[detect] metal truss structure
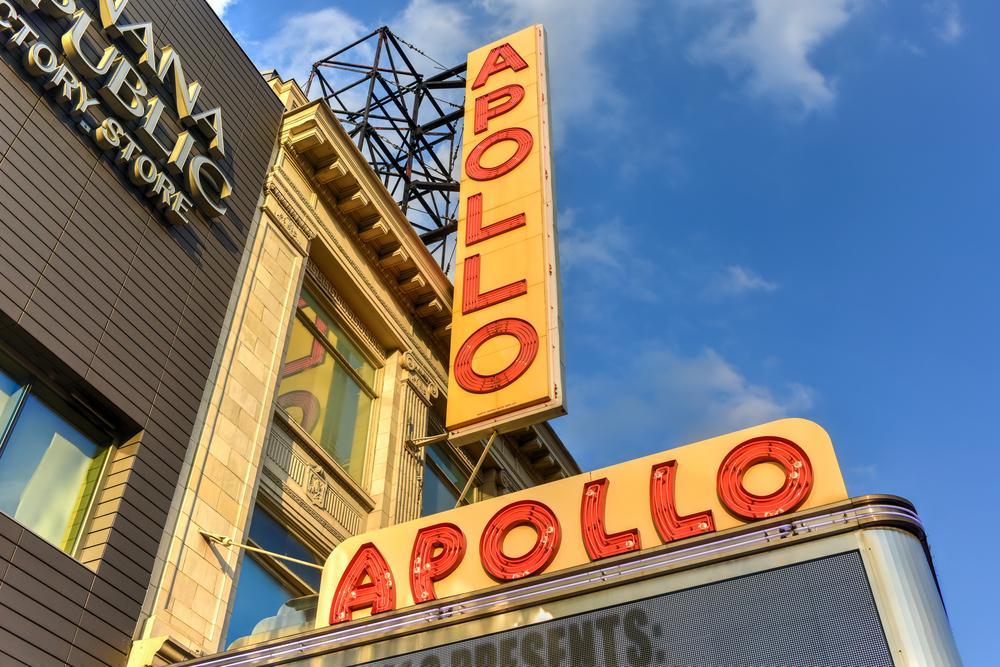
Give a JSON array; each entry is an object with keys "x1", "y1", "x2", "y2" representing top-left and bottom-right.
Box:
[{"x1": 306, "y1": 28, "x2": 467, "y2": 273}]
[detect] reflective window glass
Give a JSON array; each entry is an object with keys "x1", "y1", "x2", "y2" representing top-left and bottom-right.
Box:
[
  {"x1": 300, "y1": 290, "x2": 375, "y2": 386},
  {"x1": 0, "y1": 369, "x2": 24, "y2": 435},
  {"x1": 225, "y1": 507, "x2": 322, "y2": 648},
  {"x1": 249, "y1": 508, "x2": 321, "y2": 589},
  {"x1": 276, "y1": 289, "x2": 375, "y2": 484},
  {"x1": 225, "y1": 556, "x2": 299, "y2": 648},
  {"x1": 422, "y1": 444, "x2": 469, "y2": 516},
  {"x1": 0, "y1": 394, "x2": 108, "y2": 553}
]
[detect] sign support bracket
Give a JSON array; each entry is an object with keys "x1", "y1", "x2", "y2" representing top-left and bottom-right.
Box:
[
  {"x1": 455, "y1": 429, "x2": 499, "y2": 508},
  {"x1": 200, "y1": 531, "x2": 325, "y2": 570},
  {"x1": 406, "y1": 432, "x2": 450, "y2": 448}
]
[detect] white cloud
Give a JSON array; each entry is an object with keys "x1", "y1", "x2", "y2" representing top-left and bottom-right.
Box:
[
  {"x1": 558, "y1": 210, "x2": 660, "y2": 307},
  {"x1": 687, "y1": 0, "x2": 864, "y2": 114},
  {"x1": 709, "y1": 265, "x2": 778, "y2": 297},
  {"x1": 924, "y1": 1, "x2": 963, "y2": 44},
  {"x1": 481, "y1": 0, "x2": 642, "y2": 134},
  {"x1": 249, "y1": 0, "x2": 643, "y2": 142},
  {"x1": 206, "y1": 0, "x2": 234, "y2": 16},
  {"x1": 249, "y1": 1, "x2": 475, "y2": 111},
  {"x1": 393, "y1": 0, "x2": 477, "y2": 66},
  {"x1": 253, "y1": 8, "x2": 368, "y2": 85},
  {"x1": 561, "y1": 346, "x2": 814, "y2": 464}
]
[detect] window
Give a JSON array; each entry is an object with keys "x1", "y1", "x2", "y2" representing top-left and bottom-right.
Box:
[
  {"x1": 276, "y1": 288, "x2": 376, "y2": 484},
  {"x1": 225, "y1": 507, "x2": 321, "y2": 648},
  {"x1": 421, "y1": 444, "x2": 470, "y2": 516},
  {"x1": 0, "y1": 364, "x2": 111, "y2": 555}
]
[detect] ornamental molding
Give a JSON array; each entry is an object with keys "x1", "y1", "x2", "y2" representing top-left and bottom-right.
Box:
[
  {"x1": 306, "y1": 464, "x2": 327, "y2": 505},
  {"x1": 305, "y1": 259, "x2": 385, "y2": 363},
  {"x1": 401, "y1": 351, "x2": 442, "y2": 404},
  {"x1": 262, "y1": 466, "x2": 347, "y2": 543},
  {"x1": 266, "y1": 166, "x2": 320, "y2": 242},
  {"x1": 264, "y1": 425, "x2": 366, "y2": 537}
]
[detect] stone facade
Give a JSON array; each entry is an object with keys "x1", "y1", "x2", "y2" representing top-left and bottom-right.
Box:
[{"x1": 128, "y1": 75, "x2": 579, "y2": 665}]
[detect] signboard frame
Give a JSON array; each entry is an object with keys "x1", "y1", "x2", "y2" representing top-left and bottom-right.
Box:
[
  {"x1": 446, "y1": 25, "x2": 565, "y2": 444},
  {"x1": 176, "y1": 496, "x2": 961, "y2": 667}
]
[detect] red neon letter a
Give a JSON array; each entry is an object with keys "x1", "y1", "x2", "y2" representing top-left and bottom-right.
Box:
[
  {"x1": 472, "y1": 43, "x2": 529, "y2": 90},
  {"x1": 329, "y1": 543, "x2": 396, "y2": 624}
]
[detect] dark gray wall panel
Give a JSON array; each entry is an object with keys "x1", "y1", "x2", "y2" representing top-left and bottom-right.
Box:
[{"x1": 0, "y1": 0, "x2": 284, "y2": 664}]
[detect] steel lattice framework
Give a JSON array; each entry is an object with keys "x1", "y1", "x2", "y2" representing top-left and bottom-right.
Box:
[{"x1": 306, "y1": 27, "x2": 467, "y2": 273}]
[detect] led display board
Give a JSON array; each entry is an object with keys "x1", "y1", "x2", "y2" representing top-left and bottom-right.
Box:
[
  {"x1": 316, "y1": 419, "x2": 847, "y2": 628},
  {"x1": 446, "y1": 25, "x2": 565, "y2": 444},
  {"x1": 353, "y1": 552, "x2": 893, "y2": 667}
]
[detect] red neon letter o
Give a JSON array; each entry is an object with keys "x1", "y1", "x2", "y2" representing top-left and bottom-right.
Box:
[
  {"x1": 717, "y1": 436, "x2": 814, "y2": 520},
  {"x1": 480, "y1": 500, "x2": 561, "y2": 581},
  {"x1": 453, "y1": 318, "x2": 538, "y2": 394},
  {"x1": 465, "y1": 127, "x2": 533, "y2": 181}
]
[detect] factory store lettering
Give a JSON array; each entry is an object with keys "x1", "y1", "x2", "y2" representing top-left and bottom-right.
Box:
[{"x1": 0, "y1": 0, "x2": 231, "y2": 224}]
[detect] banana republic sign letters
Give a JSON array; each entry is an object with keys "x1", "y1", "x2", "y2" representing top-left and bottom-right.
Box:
[{"x1": 0, "y1": 0, "x2": 231, "y2": 225}]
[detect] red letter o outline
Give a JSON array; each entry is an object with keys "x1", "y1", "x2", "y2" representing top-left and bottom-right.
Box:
[
  {"x1": 480, "y1": 500, "x2": 561, "y2": 581},
  {"x1": 465, "y1": 128, "x2": 533, "y2": 181},
  {"x1": 717, "y1": 436, "x2": 814, "y2": 520},
  {"x1": 453, "y1": 318, "x2": 538, "y2": 394}
]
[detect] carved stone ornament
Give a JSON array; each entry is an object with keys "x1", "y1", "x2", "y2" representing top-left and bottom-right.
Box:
[
  {"x1": 266, "y1": 168, "x2": 318, "y2": 241},
  {"x1": 306, "y1": 464, "x2": 327, "y2": 505},
  {"x1": 402, "y1": 351, "x2": 441, "y2": 402}
]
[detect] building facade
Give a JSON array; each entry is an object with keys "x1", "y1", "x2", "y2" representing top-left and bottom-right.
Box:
[
  {"x1": 129, "y1": 74, "x2": 579, "y2": 664},
  {"x1": 0, "y1": 3, "x2": 578, "y2": 666},
  {"x1": 0, "y1": 0, "x2": 283, "y2": 665}
]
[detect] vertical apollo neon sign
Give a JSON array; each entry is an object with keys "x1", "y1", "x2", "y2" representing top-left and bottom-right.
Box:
[{"x1": 446, "y1": 25, "x2": 565, "y2": 443}]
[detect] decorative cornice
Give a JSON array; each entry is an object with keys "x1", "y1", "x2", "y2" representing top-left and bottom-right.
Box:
[
  {"x1": 311, "y1": 172, "x2": 448, "y2": 384},
  {"x1": 305, "y1": 258, "x2": 385, "y2": 364},
  {"x1": 267, "y1": 166, "x2": 320, "y2": 237},
  {"x1": 274, "y1": 97, "x2": 453, "y2": 386}
]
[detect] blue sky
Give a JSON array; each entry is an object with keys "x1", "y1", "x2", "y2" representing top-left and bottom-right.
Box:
[{"x1": 213, "y1": 0, "x2": 997, "y2": 662}]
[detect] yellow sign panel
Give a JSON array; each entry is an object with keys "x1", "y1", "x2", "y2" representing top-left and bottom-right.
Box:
[
  {"x1": 316, "y1": 419, "x2": 848, "y2": 628},
  {"x1": 446, "y1": 25, "x2": 564, "y2": 443}
]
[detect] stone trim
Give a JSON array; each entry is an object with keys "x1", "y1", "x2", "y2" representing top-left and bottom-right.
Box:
[
  {"x1": 263, "y1": 423, "x2": 365, "y2": 538},
  {"x1": 401, "y1": 351, "x2": 443, "y2": 405},
  {"x1": 304, "y1": 258, "x2": 385, "y2": 364}
]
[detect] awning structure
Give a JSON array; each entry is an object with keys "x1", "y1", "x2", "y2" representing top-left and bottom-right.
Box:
[{"x1": 177, "y1": 495, "x2": 961, "y2": 667}]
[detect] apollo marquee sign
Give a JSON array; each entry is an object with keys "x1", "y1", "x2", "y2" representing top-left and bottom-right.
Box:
[
  {"x1": 0, "y1": 0, "x2": 232, "y2": 225},
  {"x1": 446, "y1": 26, "x2": 565, "y2": 444},
  {"x1": 317, "y1": 419, "x2": 848, "y2": 627}
]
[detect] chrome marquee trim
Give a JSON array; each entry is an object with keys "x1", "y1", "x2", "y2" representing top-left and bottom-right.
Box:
[{"x1": 184, "y1": 497, "x2": 925, "y2": 667}]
